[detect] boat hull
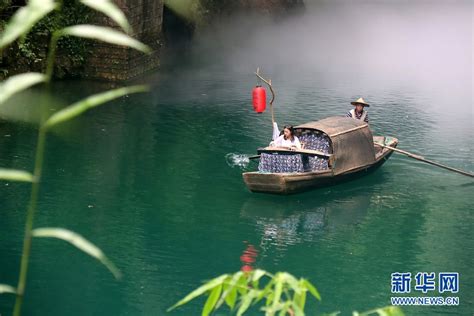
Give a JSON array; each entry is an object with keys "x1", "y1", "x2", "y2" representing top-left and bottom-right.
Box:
[{"x1": 243, "y1": 137, "x2": 398, "y2": 194}]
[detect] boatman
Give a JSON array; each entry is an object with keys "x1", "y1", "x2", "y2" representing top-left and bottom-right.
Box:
[{"x1": 347, "y1": 97, "x2": 369, "y2": 123}]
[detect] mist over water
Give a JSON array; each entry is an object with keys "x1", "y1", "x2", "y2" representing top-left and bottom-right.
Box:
[
  {"x1": 199, "y1": 3, "x2": 470, "y2": 73},
  {"x1": 164, "y1": 0, "x2": 473, "y2": 166},
  {"x1": 191, "y1": 1, "x2": 472, "y2": 109}
]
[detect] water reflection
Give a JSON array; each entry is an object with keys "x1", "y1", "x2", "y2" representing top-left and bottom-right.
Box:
[
  {"x1": 240, "y1": 242, "x2": 259, "y2": 272},
  {"x1": 240, "y1": 186, "x2": 380, "y2": 260}
]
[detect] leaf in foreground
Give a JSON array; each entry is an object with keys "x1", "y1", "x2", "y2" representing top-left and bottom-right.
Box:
[
  {"x1": 168, "y1": 274, "x2": 229, "y2": 311},
  {"x1": 0, "y1": 73, "x2": 46, "y2": 105},
  {"x1": 236, "y1": 289, "x2": 258, "y2": 316},
  {"x1": 43, "y1": 85, "x2": 148, "y2": 129},
  {"x1": 32, "y1": 227, "x2": 121, "y2": 279},
  {"x1": 0, "y1": 168, "x2": 34, "y2": 183},
  {"x1": 80, "y1": 0, "x2": 131, "y2": 33},
  {"x1": 60, "y1": 25, "x2": 150, "y2": 53},
  {"x1": 217, "y1": 271, "x2": 243, "y2": 309},
  {"x1": 0, "y1": 284, "x2": 16, "y2": 294},
  {"x1": 202, "y1": 284, "x2": 222, "y2": 316},
  {"x1": 302, "y1": 278, "x2": 321, "y2": 301},
  {"x1": 0, "y1": 0, "x2": 56, "y2": 49},
  {"x1": 357, "y1": 306, "x2": 405, "y2": 316}
]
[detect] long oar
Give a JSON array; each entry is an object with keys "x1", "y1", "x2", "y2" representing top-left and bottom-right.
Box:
[{"x1": 375, "y1": 143, "x2": 474, "y2": 178}]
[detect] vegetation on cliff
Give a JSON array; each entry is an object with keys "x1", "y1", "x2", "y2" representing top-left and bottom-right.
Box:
[{"x1": 0, "y1": 0, "x2": 93, "y2": 79}]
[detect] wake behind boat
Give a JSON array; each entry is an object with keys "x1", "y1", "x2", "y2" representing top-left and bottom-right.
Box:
[{"x1": 243, "y1": 116, "x2": 398, "y2": 194}]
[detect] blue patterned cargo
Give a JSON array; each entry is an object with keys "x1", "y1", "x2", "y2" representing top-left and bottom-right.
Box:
[{"x1": 258, "y1": 133, "x2": 331, "y2": 173}]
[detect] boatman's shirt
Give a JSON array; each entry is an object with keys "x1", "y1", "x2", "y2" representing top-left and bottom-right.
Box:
[
  {"x1": 347, "y1": 109, "x2": 369, "y2": 123},
  {"x1": 273, "y1": 135, "x2": 302, "y2": 149}
]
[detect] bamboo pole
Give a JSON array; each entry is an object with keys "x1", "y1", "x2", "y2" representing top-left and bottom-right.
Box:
[
  {"x1": 375, "y1": 143, "x2": 474, "y2": 178},
  {"x1": 255, "y1": 67, "x2": 275, "y2": 124}
]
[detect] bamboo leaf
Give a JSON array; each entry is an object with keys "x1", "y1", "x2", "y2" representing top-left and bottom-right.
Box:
[
  {"x1": 217, "y1": 271, "x2": 243, "y2": 309},
  {"x1": 376, "y1": 306, "x2": 404, "y2": 316},
  {"x1": 252, "y1": 269, "x2": 266, "y2": 282},
  {"x1": 79, "y1": 0, "x2": 131, "y2": 33},
  {"x1": 265, "y1": 292, "x2": 274, "y2": 306},
  {"x1": 224, "y1": 286, "x2": 237, "y2": 310},
  {"x1": 0, "y1": 284, "x2": 16, "y2": 294},
  {"x1": 302, "y1": 278, "x2": 321, "y2": 301},
  {"x1": 60, "y1": 25, "x2": 150, "y2": 53},
  {"x1": 236, "y1": 273, "x2": 249, "y2": 295},
  {"x1": 168, "y1": 274, "x2": 229, "y2": 311},
  {"x1": 293, "y1": 286, "x2": 306, "y2": 310},
  {"x1": 32, "y1": 227, "x2": 121, "y2": 279},
  {"x1": 236, "y1": 289, "x2": 257, "y2": 316},
  {"x1": 0, "y1": 73, "x2": 46, "y2": 105},
  {"x1": 278, "y1": 302, "x2": 292, "y2": 316},
  {"x1": 358, "y1": 306, "x2": 404, "y2": 316},
  {"x1": 256, "y1": 278, "x2": 275, "y2": 302},
  {"x1": 272, "y1": 275, "x2": 283, "y2": 309},
  {"x1": 291, "y1": 301, "x2": 304, "y2": 316},
  {"x1": 0, "y1": 0, "x2": 57, "y2": 49},
  {"x1": 43, "y1": 85, "x2": 148, "y2": 129},
  {"x1": 202, "y1": 284, "x2": 222, "y2": 316},
  {"x1": 0, "y1": 168, "x2": 34, "y2": 182},
  {"x1": 280, "y1": 272, "x2": 301, "y2": 294}
]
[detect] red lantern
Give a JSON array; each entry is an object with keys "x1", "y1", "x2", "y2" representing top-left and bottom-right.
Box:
[{"x1": 252, "y1": 85, "x2": 266, "y2": 113}]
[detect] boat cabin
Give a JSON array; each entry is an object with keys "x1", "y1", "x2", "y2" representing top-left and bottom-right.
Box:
[
  {"x1": 257, "y1": 116, "x2": 376, "y2": 175},
  {"x1": 244, "y1": 116, "x2": 398, "y2": 194}
]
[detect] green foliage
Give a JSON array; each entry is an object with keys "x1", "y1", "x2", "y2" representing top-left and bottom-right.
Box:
[
  {"x1": 1, "y1": 0, "x2": 93, "y2": 74},
  {"x1": 25, "y1": 0, "x2": 93, "y2": 65},
  {"x1": 32, "y1": 228, "x2": 121, "y2": 279},
  {"x1": 0, "y1": 1, "x2": 151, "y2": 315},
  {"x1": 0, "y1": 0, "x2": 57, "y2": 49},
  {"x1": 0, "y1": 72, "x2": 45, "y2": 105},
  {"x1": 168, "y1": 270, "x2": 321, "y2": 316},
  {"x1": 164, "y1": 0, "x2": 201, "y2": 22},
  {"x1": 0, "y1": 0, "x2": 12, "y2": 12},
  {"x1": 353, "y1": 306, "x2": 405, "y2": 316},
  {"x1": 0, "y1": 168, "x2": 34, "y2": 183},
  {"x1": 79, "y1": 0, "x2": 131, "y2": 33},
  {"x1": 169, "y1": 270, "x2": 405, "y2": 316},
  {"x1": 59, "y1": 25, "x2": 151, "y2": 53},
  {"x1": 43, "y1": 85, "x2": 148, "y2": 129},
  {"x1": 0, "y1": 284, "x2": 16, "y2": 294},
  {"x1": 17, "y1": 41, "x2": 37, "y2": 60}
]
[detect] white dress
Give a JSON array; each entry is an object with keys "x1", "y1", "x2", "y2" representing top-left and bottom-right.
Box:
[{"x1": 273, "y1": 135, "x2": 302, "y2": 149}]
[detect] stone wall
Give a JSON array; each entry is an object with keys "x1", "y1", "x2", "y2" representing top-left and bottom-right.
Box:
[
  {"x1": 82, "y1": 0, "x2": 164, "y2": 81},
  {"x1": 1, "y1": 0, "x2": 303, "y2": 81}
]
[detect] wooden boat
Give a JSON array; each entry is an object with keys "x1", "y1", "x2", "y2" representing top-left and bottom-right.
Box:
[{"x1": 243, "y1": 116, "x2": 398, "y2": 194}]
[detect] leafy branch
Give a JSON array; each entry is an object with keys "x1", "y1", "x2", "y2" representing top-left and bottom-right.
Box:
[
  {"x1": 168, "y1": 270, "x2": 322, "y2": 316},
  {"x1": 0, "y1": 1, "x2": 151, "y2": 315},
  {"x1": 168, "y1": 270, "x2": 405, "y2": 316}
]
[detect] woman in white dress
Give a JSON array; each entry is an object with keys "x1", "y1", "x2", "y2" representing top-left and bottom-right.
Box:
[{"x1": 270, "y1": 125, "x2": 301, "y2": 149}]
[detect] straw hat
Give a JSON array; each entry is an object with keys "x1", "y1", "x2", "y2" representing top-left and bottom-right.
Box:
[{"x1": 351, "y1": 97, "x2": 370, "y2": 107}]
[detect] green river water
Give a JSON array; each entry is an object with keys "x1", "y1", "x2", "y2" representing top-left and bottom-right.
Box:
[{"x1": 1, "y1": 2, "x2": 473, "y2": 316}]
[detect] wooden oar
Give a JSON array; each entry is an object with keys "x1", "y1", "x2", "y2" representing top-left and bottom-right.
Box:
[
  {"x1": 375, "y1": 143, "x2": 474, "y2": 178},
  {"x1": 249, "y1": 155, "x2": 260, "y2": 160}
]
